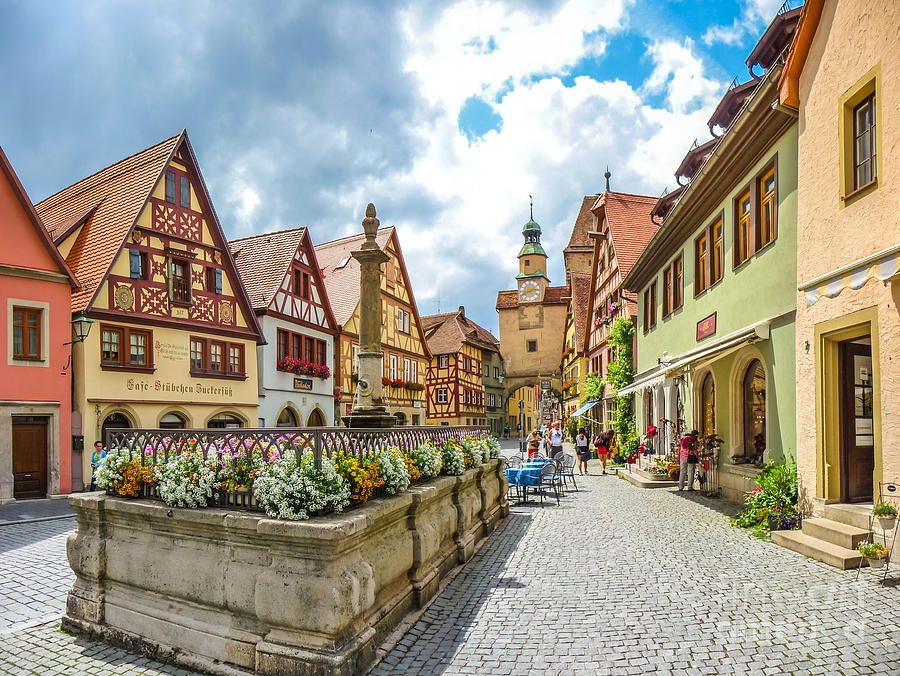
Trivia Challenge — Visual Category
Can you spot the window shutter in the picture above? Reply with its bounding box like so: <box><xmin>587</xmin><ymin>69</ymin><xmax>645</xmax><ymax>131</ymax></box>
<box><xmin>165</xmin><ymin>171</ymin><xmax>176</xmax><ymax>203</ymax></box>
<box><xmin>130</xmin><ymin>249</ymin><xmax>142</xmax><ymax>278</ymax></box>
<box><xmin>215</xmin><ymin>269</ymin><xmax>223</xmax><ymax>295</ymax></box>
<box><xmin>179</xmin><ymin>176</ymin><xmax>190</xmax><ymax>208</ymax></box>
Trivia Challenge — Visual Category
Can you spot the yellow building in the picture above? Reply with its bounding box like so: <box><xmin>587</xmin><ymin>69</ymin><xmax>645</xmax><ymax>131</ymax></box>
<box><xmin>36</xmin><ymin>132</ymin><xmax>264</xmax><ymax>485</ymax></box>
<box><xmin>316</xmin><ymin>227</ymin><xmax>430</xmax><ymax>426</ymax></box>
<box><xmin>506</xmin><ymin>384</ymin><xmax>539</xmax><ymax>435</ymax></box>
<box><xmin>780</xmin><ymin>0</ymin><xmax>900</xmax><ymax>511</ymax></box>
<box><xmin>421</xmin><ymin>306</ymin><xmax>500</xmax><ymax>427</ymax></box>
<box><xmin>561</xmin><ymin>273</ymin><xmax>591</xmax><ymax>421</ymax></box>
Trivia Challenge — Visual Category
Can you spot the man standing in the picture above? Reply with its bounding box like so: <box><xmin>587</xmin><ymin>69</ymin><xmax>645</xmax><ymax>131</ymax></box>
<box><xmin>549</xmin><ymin>421</ymin><xmax>564</xmax><ymax>459</ymax></box>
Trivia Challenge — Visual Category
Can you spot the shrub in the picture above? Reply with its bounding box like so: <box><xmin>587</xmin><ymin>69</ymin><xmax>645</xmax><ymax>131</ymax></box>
<box><xmin>374</xmin><ymin>447</ymin><xmax>411</xmax><ymax>495</ymax></box>
<box><xmin>442</xmin><ymin>441</ymin><xmax>465</xmax><ymax>476</ymax></box>
<box><xmin>411</xmin><ymin>443</ymin><xmax>443</xmax><ymax>478</ymax></box>
<box><xmin>155</xmin><ymin>451</ymin><xmax>218</xmax><ymax>508</ymax></box>
<box><xmin>731</xmin><ymin>458</ymin><xmax>799</xmax><ymax>539</ymax></box>
<box><xmin>253</xmin><ymin>449</ymin><xmax>350</xmax><ymax>520</ymax></box>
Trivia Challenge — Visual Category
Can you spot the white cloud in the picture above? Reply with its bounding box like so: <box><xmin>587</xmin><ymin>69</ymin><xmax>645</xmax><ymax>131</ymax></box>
<box><xmin>702</xmin><ymin>0</ymin><xmax>786</xmax><ymax>47</ymax></box>
<box><xmin>643</xmin><ymin>38</ymin><xmax>723</xmax><ymax>114</ymax></box>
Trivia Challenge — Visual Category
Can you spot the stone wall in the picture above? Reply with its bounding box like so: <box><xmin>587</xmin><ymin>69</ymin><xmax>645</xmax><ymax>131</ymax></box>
<box><xmin>63</xmin><ymin>459</ymin><xmax>508</xmax><ymax>676</ymax></box>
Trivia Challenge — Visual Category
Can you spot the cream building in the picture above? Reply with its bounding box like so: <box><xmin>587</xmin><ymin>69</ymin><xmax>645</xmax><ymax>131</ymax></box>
<box><xmin>780</xmin><ymin>0</ymin><xmax>900</xmax><ymax>512</ymax></box>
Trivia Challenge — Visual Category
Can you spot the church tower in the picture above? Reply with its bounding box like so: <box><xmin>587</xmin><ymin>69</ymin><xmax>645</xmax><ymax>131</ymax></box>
<box><xmin>516</xmin><ymin>201</ymin><xmax>550</xmax><ymax>304</ymax></box>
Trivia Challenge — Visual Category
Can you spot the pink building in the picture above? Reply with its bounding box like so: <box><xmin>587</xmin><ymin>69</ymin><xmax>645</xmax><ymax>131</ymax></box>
<box><xmin>0</xmin><ymin>146</ymin><xmax>78</xmax><ymax>502</ymax></box>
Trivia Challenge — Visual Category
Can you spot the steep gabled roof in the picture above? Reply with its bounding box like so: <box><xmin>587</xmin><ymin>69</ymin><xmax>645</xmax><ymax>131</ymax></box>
<box><xmin>34</xmin><ymin>131</ymin><xmax>263</xmax><ymax>342</ymax></box>
<box><xmin>229</xmin><ymin>226</ymin><xmax>338</xmax><ymax>331</ymax></box>
<box><xmin>422</xmin><ymin>307</ymin><xmax>499</xmax><ymax>356</ymax></box>
<box><xmin>590</xmin><ymin>191</ymin><xmax>659</xmax><ymax>281</ymax></box>
<box><xmin>569</xmin><ymin>272</ymin><xmax>591</xmax><ymax>354</ymax></box>
<box><xmin>315</xmin><ymin>227</ymin><xmax>393</xmax><ymax>327</ymax></box>
<box><xmin>35</xmin><ymin>134</ymin><xmax>180</xmax><ymax>312</ymax></box>
<box><xmin>0</xmin><ymin>145</ymin><xmax>78</xmax><ymax>288</ymax></box>
<box><xmin>564</xmin><ymin>195</ymin><xmax>600</xmax><ymax>251</ymax></box>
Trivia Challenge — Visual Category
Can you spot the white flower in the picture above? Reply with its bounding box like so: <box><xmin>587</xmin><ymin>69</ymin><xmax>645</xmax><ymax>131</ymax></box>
<box><xmin>442</xmin><ymin>443</ymin><xmax>466</xmax><ymax>476</ymax></box>
<box><xmin>154</xmin><ymin>450</ymin><xmax>218</xmax><ymax>508</ymax></box>
<box><xmin>375</xmin><ymin>447</ymin><xmax>411</xmax><ymax>495</ymax></box>
<box><xmin>94</xmin><ymin>447</ymin><xmax>129</xmax><ymax>491</ymax></box>
<box><xmin>253</xmin><ymin>450</ymin><xmax>350</xmax><ymax>521</ymax></box>
<box><xmin>412</xmin><ymin>443</ymin><xmax>443</xmax><ymax>478</ymax></box>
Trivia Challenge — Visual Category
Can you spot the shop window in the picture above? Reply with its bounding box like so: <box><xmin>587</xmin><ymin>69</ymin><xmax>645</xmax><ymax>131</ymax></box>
<box><xmin>160</xmin><ymin>412</ymin><xmax>187</xmax><ymax>429</ymax></box>
<box><xmin>277</xmin><ymin>408</ymin><xmax>299</xmax><ymax>428</ymax></box>
<box><xmin>700</xmin><ymin>372</ymin><xmax>715</xmax><ymax>437</ymax></box>
<box><xmin>12</xmin><ymin>306</ymin><xmax>42</xmax><ymax>360</ymax></box>
<box><xmin>208</xmin><ymin>413</ymin><xmax>242</xmax><ymax>429</ymax></box>
<box><xmin>742</xmin><ymin>360</ymin><xmax>766</xmax><ymax>460</ymax></box>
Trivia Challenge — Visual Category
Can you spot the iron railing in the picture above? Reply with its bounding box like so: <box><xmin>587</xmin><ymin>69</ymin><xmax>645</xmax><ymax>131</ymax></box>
<box><xmin>105</xmin><ymin>425</ymin><xmax>491</xmax><ymax>510</ymax></box>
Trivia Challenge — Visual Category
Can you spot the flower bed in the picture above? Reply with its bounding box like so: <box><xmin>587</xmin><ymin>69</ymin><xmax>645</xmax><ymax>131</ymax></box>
<box><xmin>96</xmin><ymin>434</ymin><xmax>502</xmax><ymax>522</ymax></box>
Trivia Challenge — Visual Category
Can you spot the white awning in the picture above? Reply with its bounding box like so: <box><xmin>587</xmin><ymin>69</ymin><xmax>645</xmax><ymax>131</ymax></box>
<box><xmin>799</xmin><ymin>243</ymin><xmax>900</xmax><ymax>306</ymax></box>
<box><xmin>616</xmin><ymin>319</ymin><xmax>772</xmax><ymax>397</ymax></box>
<box><xmin>571</xmin><ymin>400</ymin><xmax>599</xmax><ymax>417</ymax></box>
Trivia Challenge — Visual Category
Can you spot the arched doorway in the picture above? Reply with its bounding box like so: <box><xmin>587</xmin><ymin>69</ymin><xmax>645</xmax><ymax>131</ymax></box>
<box><xmin>101</xmin><ymin>412</ymin><xmax>131</xmax><ymax>446</ymax></box>
<box><xmin>159</xmin><ymin>412</ymin><xmax>187</xmax><ymax>429</ymax></box>
<box><xmin>277</xmin><ymin>408</ymin><xmax>299</xmax><ymax>428</ymax></box>
<box><xmin>742</xmin><ymin>360</ymin><xmax>766</xmax><ymax>461</ymax></box>
<box><xmin>207</xmin><ymin>413</ymin><xmax>243</xmax><ymax>429</ymax></box>
<box><xmin>393</xmin><ymin>411</ymin><xmax>407</xmax><ymax>426</ymax></box>
<box><xmin>307</xmin><ymin>409</ymin><xmax>326</xmax><ymax>427</ymax></box>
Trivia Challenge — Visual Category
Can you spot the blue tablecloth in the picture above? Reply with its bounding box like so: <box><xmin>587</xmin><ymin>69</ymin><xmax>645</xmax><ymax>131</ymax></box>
<box><xmin>505</xmin><ymin>466</ymin><xmax>542</xmax><ymax>486</ymax></box>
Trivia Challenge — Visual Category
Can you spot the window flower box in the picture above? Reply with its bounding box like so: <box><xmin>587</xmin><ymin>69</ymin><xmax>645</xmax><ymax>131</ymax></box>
<box><xmin>278</xmin><ymin>357</ymin><xmax>330</xmax><ymax>379</ymax></box>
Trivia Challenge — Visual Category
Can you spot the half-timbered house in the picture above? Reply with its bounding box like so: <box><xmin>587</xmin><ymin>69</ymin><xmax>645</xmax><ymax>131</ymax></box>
<box><xmin>230</xmin><ymin>227</ymin><xmax>338</xmax><ymax>427</ymax></box>
<box><xmin>315</xmin><ymin>226</ymin><xmax>430</xmax><ymax>426</ymax></box>
<box><xmin>422</xmin><ymin>306</ymin><xmax>500</xmax><ymax>428</ymax></box>
<box><xmin>35</xmin><ymin>131</ymin><xmax>263</xmax><ymax>486</ymax></box>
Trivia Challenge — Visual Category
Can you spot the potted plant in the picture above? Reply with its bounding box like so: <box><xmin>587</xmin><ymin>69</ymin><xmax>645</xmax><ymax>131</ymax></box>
<box><xmin>873</xmin><ymin>501</ymin><xmax>898</xmax><ymax>531</ymax></box>
<box><xmin>858</xmin><ymin>541</ymin><xmax>889</xmax><ymax>569</ymax></box>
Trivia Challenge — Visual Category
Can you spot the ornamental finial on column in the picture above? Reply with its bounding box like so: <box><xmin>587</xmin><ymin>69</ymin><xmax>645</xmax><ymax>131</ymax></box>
<box><xmin>362</xmin><ymin>203</ymin><xmax>380</xmax><ymax>244</ymax></box>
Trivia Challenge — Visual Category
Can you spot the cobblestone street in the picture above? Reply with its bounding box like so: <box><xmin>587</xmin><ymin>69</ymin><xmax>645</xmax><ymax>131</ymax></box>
<box><xmin>3</xmin><ymin>472</ymin><xmax>900</xmax><ymax>674</ymax></box>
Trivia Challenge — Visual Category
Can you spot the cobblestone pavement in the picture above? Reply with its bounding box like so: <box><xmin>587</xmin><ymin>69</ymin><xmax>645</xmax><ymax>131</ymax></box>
<box><xmin>373</xmin><ymin>471</ymin><xmax>900</xmax><ymax>675</ymax></box>
<box><xmin>0</xmin><ymin>518</ymin><xmax>74</xmax><ymax>630</ymax></box>
<box><xmin>3</xmin><ymin>471</ymin><xmax>900</xmax><ymax>674</ymax></box>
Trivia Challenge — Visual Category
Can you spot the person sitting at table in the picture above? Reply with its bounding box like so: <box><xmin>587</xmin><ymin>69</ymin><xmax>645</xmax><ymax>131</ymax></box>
<box><xmin>526</xmin><ymin>429</ymin><xmax>541</xmax><ymax>458</ymax></box>
<box><xmin>575</xmin><ymin>428</ymin><xmax>591</xmax><ymax>475</ymax></box>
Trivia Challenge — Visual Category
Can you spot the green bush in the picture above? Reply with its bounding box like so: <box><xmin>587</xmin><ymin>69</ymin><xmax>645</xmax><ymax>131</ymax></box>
<box><xmin>873</xmin><ymin>501</ymin><xmax>898</xmax><ymax>517</ymax></box>
<box><xmin>731</xmin><ymin>458</ymin><xmax>800</xmax><ymax>539</ymax></box>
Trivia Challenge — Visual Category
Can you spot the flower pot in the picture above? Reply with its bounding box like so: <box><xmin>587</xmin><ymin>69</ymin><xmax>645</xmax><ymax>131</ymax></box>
<box><xmin>877</xmin><ymin>516</ymin><xmax>896</xmax><ymax>532</ymax></box>
<box><xmin>867</xmin><ymin>556</ymin><xmax>887</xmax><ymax>569</ymax></box>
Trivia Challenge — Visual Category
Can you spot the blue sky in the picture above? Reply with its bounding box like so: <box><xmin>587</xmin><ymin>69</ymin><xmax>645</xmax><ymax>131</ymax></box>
<box><xmin>0</xmin><ymin>0</ymin><xmax>791</xmax><ymax>332</ymax></box>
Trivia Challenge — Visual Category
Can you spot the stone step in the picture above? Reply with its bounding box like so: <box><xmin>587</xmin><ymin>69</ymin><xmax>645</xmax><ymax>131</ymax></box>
<box><xmin>771</xmin><ymin>529</ymin><xmax>866</xmax><ymax>570</ymax></box>
<box><xmin>824</xmin><ymin>503</ymin><xmax>873</xmax><ymax>530</ymax></box>
<box><xmin>619</xmin><ymin>471</ymin><xmax>678</xmax><ymax>490</ymax></box>
<box><xmin>802</xmin><ymin>517</ymin><xmax>870</xmax><ymax>549</ymax></box>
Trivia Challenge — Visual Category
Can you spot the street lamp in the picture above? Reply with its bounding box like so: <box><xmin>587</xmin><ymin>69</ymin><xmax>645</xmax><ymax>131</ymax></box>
<box><xmin>71</xmin><ymin>313</ymin><xmax>94</xmax><ymax>344</ymax></box>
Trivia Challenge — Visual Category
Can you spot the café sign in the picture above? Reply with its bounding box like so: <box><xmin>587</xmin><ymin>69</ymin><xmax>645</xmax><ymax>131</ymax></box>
<box><xmin>293</xmin><ymin>378</ymin><xmax>313</xmax><ymax>392</ymax></box>
<box><xmin>696</xmin><ymin>313</ymin><xmax>717</xmax><ymax>341</ymax></box>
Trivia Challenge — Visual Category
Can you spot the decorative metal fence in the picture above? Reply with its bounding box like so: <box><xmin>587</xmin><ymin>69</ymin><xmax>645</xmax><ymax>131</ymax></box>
<box><xmin>105</xmin><ymin>425</ymin><xmax>491</xmax><ymax>510</ymax></box>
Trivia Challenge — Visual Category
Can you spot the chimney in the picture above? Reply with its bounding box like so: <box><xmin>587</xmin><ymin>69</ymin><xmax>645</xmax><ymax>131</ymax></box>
<box><xmin>458</xmin><ymin>305</ymin><xmax>465</xmax><ymax>318</ymax></box>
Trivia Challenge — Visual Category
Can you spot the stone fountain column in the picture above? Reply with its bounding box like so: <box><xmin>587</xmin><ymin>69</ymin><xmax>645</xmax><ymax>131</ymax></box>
<box><xmin>342</xmin><ymin>203</ymin><xmax>396</xmax><ymax>428</ymax></box>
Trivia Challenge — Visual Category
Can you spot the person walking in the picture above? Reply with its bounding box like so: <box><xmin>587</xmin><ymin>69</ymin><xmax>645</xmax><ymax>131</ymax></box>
<box><xmin>526</xmin><ymin>429</ymin><xmax>542</xmax><ymax>459</ymax></box>
<box><xmin>548</xmin><ymin>422</ymin><xmax>564</xmax><ymax>459</ymax></box>
<box><xmin>89</xmin><ymin>440</ymin><xmax>107</xmax><ymax>491</ymax></box>
<box><xmin>678</xmin><ymin>430</ymin><xmax>700</xmax><ymax>491</ymax></box>
<box><xmin>575</xmin><ymin>428</ymin><xmax>591</xmax><ymax>474</ymax></box>
<box><xmin>594</xmin><ymin>430</ymin><xmax>609</xmax><ymax>475</ymax></box>
<box><xmin>503</xmin><ymin>424</ymin><xmax>510</xmax><ymax>440</ymax></box>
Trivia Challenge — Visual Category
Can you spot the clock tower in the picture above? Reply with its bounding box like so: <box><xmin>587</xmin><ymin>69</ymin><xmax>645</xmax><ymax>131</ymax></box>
<box><xmin>516</xmin><ymin>206</ymin><xmax>549</xmax><ymax>303</ymax></box>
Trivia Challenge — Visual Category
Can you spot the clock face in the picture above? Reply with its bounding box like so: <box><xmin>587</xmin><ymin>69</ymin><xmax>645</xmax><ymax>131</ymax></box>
<box><xmin>519</xmin><ymin>280</ymin><xmax>541</xmax><ymax>302</ymax></box>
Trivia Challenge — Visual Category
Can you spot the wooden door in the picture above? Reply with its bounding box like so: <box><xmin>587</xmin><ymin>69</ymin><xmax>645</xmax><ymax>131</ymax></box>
<box><xmin>13</xmin><ymin>420</ymin><xmax>48</xmax><ymax>499</ymax></box>
<box><xmin>840</xmin><ymin>342</ymin><xmax>874</xmax><ymax>503</ymax></box>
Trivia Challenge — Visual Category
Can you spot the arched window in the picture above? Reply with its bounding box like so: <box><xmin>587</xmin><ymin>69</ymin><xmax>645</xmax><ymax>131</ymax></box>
<box><xmin>700</xmin><ymin>373</ymin><xmax>715</xmax><ymax>437</ymax></box>
<box><xmin>742</xmin><ymin>360</ymin><xmax>766</xmax><ymax>459</ymax></box>
<box><xmin>307</xmin><ymin>409</ymin><xmax>326</xmax><ymax>427</ymax></box>
<box><xmin>159</xmin><ymin>412</ymin><xmax>187</xmax><ymax>429</ymax></box>
<box><xmin>276</xmin><ymin>408</ymin><xmax>299</xmax><ymax>428</ymax></box>
<box><xmin>208</xmin><ymin>413</ymin><xmax>243</xmax><ymax>429</ymax></box>
<box><xmin>101</xmin><ymin>412</ymin><xmax>131</xmax><ymax>446</ymax></box>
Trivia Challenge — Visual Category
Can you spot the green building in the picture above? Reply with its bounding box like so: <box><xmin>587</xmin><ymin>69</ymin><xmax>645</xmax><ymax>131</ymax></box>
<box><xmin>621</xmin><ymin>21</ymin><xmax>799</xmax><ymax>503</ymax></box>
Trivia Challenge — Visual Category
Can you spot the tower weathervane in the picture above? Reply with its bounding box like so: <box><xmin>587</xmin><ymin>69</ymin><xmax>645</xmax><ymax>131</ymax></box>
<box><xmin>529</xmin><ymin>194</ymin><xmax>533</xmax><ymax>220</ymax></box>
<box><xmin>604</xmin><ymin>167</ymin><xmax>611</xmax><ymax>193</ymax></box>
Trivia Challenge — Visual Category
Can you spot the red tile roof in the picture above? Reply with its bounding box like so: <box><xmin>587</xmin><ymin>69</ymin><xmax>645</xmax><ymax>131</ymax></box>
<box><xmin>422</xmin><ymin>308</ymin><xmax>499</xmax><ymax>356</ymax></box>
<box><xmin>0</xmin><ymin>145</ymin><xmax>78</xmax><ymax>287</ymax></box>
<box><xmin>591</xmin><ymin>191</ymin><xmax>658</xmax><ymax>281</ymax></box>
<box><xmin>495</xmin><ymin>284</ymin><xmax>569</xmax><ymax>310</ymax></box>
<box><xmin>314</xmin><ymin>227</ymin><xmax>393</xmax><ymax>327</ymax></box>
<box><xmin>229</xmin><ymin>227</ymin><xmax>307</xmax><ymax>309</ymax></box>
<box><xmin>564</xmin><ymin>195</ymin><xmax>599</xmax><ymax>251</ymax></box>
<box><xmin>569</xmin><ymin>273</ymin><xmax>591</xmax><ymax>354</ymax></box>
<box><xmin>35</xmin><ymin>133</ymin><xmax>181</xmax><ymax>313</ymax></box>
